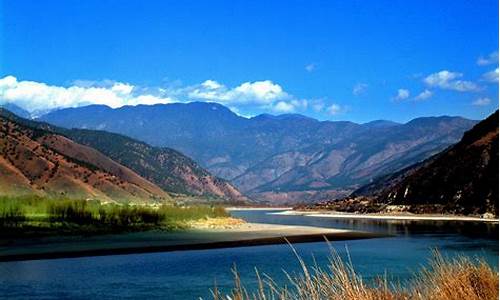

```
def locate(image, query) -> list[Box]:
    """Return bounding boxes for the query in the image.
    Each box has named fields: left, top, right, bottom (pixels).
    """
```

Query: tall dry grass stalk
left=412, top=250, right=499, bottom=300
left=212, top=242, right=498, bottom=300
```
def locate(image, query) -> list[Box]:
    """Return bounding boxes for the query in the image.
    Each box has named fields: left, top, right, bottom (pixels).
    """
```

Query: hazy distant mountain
left=0, top=103, right=31, bottom=119
left=362, top=120, right=400, bottom=128
left=352, top=110, right=499, bottom=216
left=40, top=102, right=477, bottom=203
left=1, top=108, right=246, bottom=203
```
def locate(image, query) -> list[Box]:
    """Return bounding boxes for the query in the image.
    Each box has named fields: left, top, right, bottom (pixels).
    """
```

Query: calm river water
left=0, top=210, right=498, bottom=299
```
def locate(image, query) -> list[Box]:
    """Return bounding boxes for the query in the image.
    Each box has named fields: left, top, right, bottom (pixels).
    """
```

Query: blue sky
left=0, top=0, right=498, bottom=122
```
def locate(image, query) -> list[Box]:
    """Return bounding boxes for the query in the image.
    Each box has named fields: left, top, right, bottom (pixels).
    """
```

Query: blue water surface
left=0, top=210, right=498, bottom=299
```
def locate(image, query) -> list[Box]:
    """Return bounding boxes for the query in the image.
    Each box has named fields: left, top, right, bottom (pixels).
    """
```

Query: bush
left=0, top=198, right=25, bottom=226
left=48, top=200, right=94, bottom=224
left=0, top=196, right=230, bottom=234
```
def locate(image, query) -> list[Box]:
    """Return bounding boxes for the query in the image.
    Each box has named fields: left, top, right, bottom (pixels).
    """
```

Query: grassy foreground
left=0, top=195, right=229, bottom=237
left=214, top=247, right=499, bottom=300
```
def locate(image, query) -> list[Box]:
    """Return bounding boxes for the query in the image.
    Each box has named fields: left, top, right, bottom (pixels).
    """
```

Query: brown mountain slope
left=0, top=108, right=246, bottom=203
left=61, top=129, right=247, bottom=202
left=0, top=115, right=170, bottom=203
left=326, top=110, right=499, bottom=216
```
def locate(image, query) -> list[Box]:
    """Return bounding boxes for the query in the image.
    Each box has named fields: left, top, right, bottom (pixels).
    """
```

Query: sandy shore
left=0, top=223, right=385, bottom=262
left=271, top=210, right=500, bottom=223
left=226, top=207, right=292, bottom=211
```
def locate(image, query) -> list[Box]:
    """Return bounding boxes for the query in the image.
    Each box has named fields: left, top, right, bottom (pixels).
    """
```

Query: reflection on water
left=0, top=210, right=497, bottom=300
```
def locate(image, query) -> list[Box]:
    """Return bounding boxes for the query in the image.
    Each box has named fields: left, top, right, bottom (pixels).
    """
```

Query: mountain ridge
left=1, top=108, right=246, bottom=203
left=39, top=102, right=478, bottom=203
left=0, top=111, right=170, bottom=203
left=346, top=110, right=499, bottom=216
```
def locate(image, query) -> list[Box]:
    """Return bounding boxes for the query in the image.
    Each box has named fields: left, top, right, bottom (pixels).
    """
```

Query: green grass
left=0, top=195, right=229, bottom=237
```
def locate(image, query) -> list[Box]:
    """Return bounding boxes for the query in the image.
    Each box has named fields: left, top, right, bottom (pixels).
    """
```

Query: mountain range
left=39, top=102, right=478, bottom=203
left=0, top=108, right=245, bottom=203
left=320, top=110, right=499, bottom=216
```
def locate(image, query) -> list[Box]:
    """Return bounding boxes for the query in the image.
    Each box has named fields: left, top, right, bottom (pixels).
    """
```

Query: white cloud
left=481, top=68, right=499, bottom=83
left=132, top=94, right=172, bottom=105
left=270, top=99, right=308, bottom=113
left=393, top=89, right=410, bottom=100
left=472, top=97, right=492, bottom=106
left=201, top=79, right=223, bottom=90
left=414, top=89, right=433, bottom=101
left=273, top=101, right=296, bottom=113
left=0, top=75, right=319, bottom=117
left=423, top=70, right=479, bottom=92
left=352, top=83, right=368, bottom=96
left=291, top=99, right=308, bottom=109
left=326, top=104, right=342, bottom=115
left=312, top=103, right=324, bottom=112
left=188, top=80, right=289, bottom=105
left=0, top=75, right=175, bottom=113
left=2, top=75, right=356, bottom=119
left=110, top=82, right=134, bottom=95
left=477, top=51, right=499, bottom=66
left=305, top=63, right=316, bottom=72
left=234, top=81, right=286, bottom=103
left=310, top=99, right=325, bottom=112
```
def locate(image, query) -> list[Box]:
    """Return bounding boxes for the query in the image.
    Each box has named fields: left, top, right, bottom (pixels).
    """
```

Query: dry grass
left=412, top=251, right=499, bottom=300
left=187, top=217, right=245, bottom=229
left=212, top=243, right=498, bottom=300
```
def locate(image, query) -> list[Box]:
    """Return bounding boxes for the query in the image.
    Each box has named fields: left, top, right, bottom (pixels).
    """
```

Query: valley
left=309, top=110, right=499, bottom=217
left=1, top=2, right=498, bottom=299
left=38, top=102, right=477, bottom=203
left=0, top=107, right=244, bottom=203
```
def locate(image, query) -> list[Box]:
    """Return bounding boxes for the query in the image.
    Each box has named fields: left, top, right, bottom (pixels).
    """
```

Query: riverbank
left=226, top=207, right=293, bottom=211
left=271, top=210, right=500, bottom=222
left=0, top=196, right=233, bottom=238
left=0, top=222, right=385, bottom=262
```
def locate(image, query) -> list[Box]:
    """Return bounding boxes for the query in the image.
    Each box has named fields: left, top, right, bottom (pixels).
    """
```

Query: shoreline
left=0, top=223, right=385, bottom=262
left=226, top=207, right=292, bottom=211
left=270, top=210, right=500, bottom=223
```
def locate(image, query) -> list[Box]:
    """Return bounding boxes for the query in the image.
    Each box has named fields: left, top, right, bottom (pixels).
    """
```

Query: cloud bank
left=1, top=75, right=342, bottom=117
left=0, top=76, right=173, bottom=113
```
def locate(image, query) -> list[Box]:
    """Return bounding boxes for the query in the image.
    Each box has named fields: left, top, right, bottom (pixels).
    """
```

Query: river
left=0, top=210, right=497, bottom=299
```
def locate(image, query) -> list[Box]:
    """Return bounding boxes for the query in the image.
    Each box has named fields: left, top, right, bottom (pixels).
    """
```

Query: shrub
left=0, top=198, right=25, bottom=226
left=0, top=196, right=230, bottom=234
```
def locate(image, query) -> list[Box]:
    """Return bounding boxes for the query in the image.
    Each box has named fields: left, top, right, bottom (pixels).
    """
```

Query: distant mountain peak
left=251, top=113, right=316, bottom=122
left=353, top=110, right=499, bottom=216
left=362, top=120, right=400, bottom=128
left=405, top=115, right=472, bottom=126
left=0, top=103, right=31, bottom=119
left=38, top=102, right=479, bottom=205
